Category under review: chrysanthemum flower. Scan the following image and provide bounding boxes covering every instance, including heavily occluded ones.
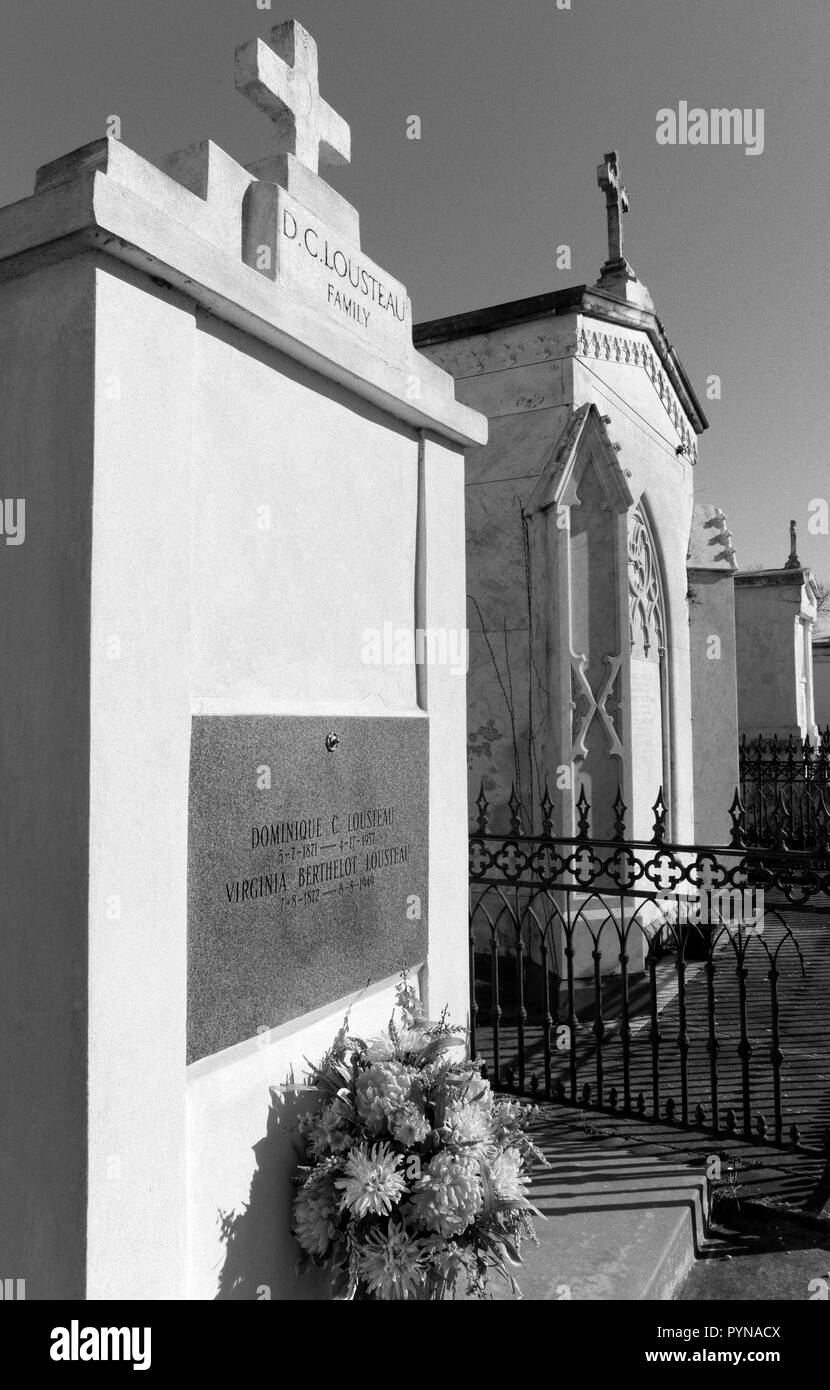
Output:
[389,1100,431,1147]
[444,1100,496,1156]
[357,1221,428,1300]
[410,1152,483,1236]
[335,1142,408,1219]
[489,1147,530,1202]
[293,1182,338,1257]
[365,1023,427,1063]
[355,1062,420,1135]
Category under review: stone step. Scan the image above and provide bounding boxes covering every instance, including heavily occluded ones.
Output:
[485,1114,730,1300]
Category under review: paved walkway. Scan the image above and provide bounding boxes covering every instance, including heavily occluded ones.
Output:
[475,902,830,1208]
[678,1206,830,1301]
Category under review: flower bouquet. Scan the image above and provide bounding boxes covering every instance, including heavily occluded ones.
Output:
[291,978,545,1300]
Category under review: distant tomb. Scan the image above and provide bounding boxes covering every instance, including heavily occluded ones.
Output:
[735,522,821,742]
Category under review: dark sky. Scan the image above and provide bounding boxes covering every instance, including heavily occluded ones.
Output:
[1,0,827,576]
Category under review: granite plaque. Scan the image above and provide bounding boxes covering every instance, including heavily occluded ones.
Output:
[187,715,429,1062]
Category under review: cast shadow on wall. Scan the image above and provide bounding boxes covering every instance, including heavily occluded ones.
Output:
[215,1086,330,1301]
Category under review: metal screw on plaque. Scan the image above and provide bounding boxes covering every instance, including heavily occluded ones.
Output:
[325,732,340,752]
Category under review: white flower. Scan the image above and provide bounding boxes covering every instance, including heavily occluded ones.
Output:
[444,1100,496,1156]
[357,1221,428,1300]
[293,1181,338,1257]
[389,1100,431,1147]
[365,1024,425,1062]
[335,1142,408,1219]
[355,1062,420,1135]
[410,1152,483,1236]
[489,1148,530,1202]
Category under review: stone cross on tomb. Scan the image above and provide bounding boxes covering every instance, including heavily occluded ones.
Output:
[597,150,629,267]
[235,20,351,177]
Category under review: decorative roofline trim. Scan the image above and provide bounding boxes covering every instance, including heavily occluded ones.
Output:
[576,324,699,466]
[414,285,707,445]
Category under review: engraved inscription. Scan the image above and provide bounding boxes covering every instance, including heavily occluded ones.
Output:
[222,805,412,908]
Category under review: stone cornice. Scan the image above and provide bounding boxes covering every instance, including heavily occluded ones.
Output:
[414,282,707,456]
[415,285,586,346]
[735,567,818,602]
[0,137,486,449]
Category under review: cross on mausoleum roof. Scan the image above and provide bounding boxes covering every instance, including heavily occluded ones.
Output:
[235,20,351,177]
[597,150,630,268]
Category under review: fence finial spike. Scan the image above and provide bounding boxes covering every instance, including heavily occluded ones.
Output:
[651,785,667,844]
[613,783,627,840]
[475,781,489,835]
[728,788,747,848]
[575,783,591,840]
[540,781,554,837]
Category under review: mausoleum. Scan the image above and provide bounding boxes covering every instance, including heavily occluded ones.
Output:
[415,154,732,845]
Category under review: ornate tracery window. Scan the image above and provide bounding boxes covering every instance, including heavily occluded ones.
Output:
[626,503,669,836]
[628,506,664,658]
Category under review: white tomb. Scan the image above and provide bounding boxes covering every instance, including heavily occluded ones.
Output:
[735,523,820,742]
[0,22,486,1299]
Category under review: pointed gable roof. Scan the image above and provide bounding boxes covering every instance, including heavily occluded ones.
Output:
[525,403,634,517]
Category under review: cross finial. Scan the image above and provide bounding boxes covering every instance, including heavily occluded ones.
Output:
[597,150,629,267]
[235,21,350,177]
[784,518,801,569]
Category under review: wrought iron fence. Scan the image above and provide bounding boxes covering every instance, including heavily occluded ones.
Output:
[469,780,830,1156]
[740,730,830,851]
